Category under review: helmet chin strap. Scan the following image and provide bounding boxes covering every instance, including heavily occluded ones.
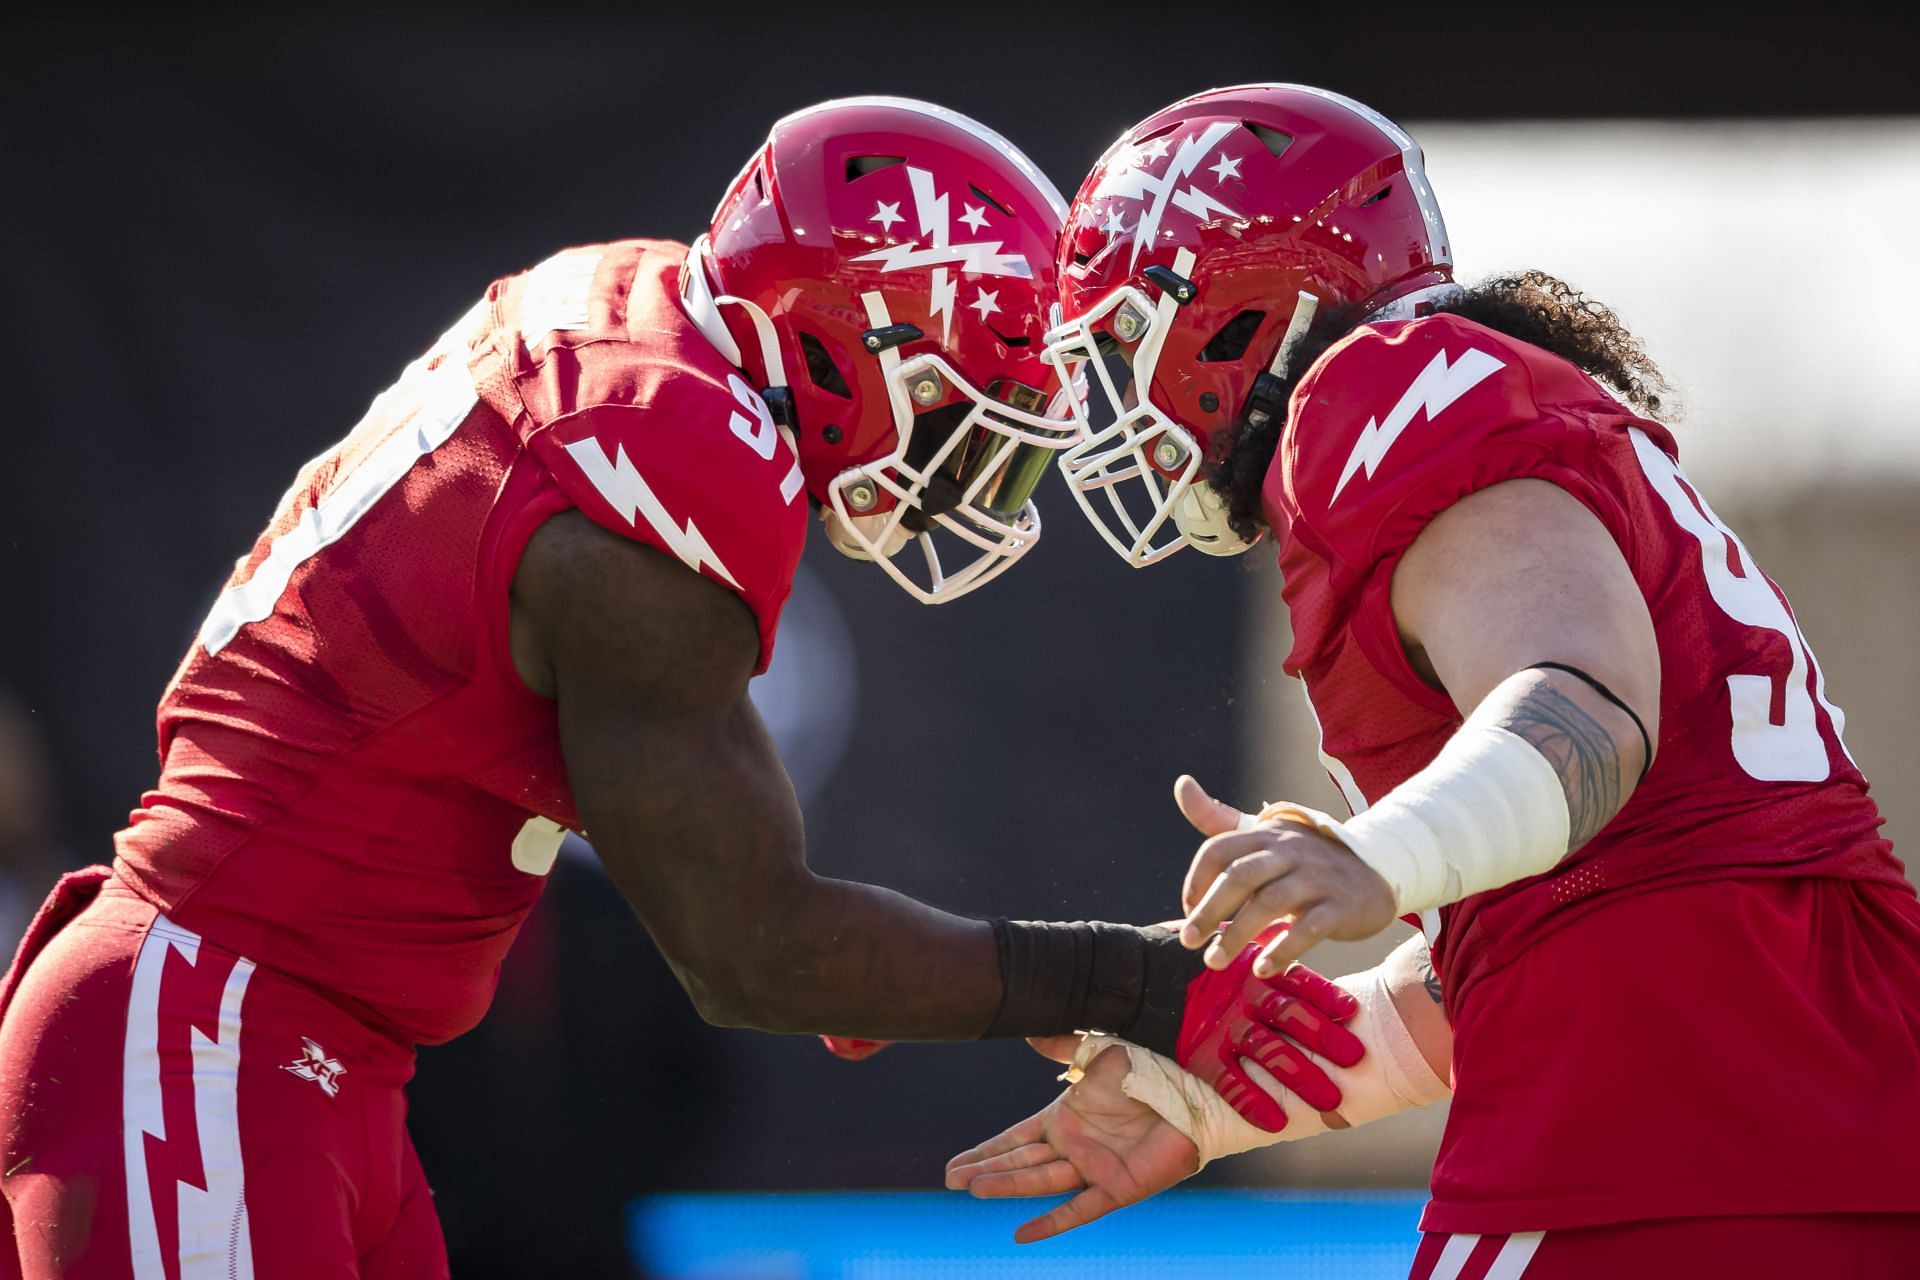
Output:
[1170,287,1320,557]
[1172,480,1259,556]
[678,236,789,389]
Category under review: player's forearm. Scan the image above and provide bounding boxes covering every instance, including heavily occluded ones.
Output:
[698,872,1004,1039]
[701,875,1207,1050]
[1376,934,1453,1081]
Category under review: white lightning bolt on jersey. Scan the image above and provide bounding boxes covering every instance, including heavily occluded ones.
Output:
[850,165,1033,346]
[563,436,741,589]
[1329,347,1506,504]
[1100,120,1242,269]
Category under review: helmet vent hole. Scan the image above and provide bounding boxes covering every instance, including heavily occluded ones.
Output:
[968,184,1012,216]
[1240,122,1293,158]
[752,166,766,199]
[1197,310,1267,363]
[1072,251,1092,267]
[1360,183,1393,207]
[988,326,1029,349]
[846,154,906,181]
[799,332,853,399]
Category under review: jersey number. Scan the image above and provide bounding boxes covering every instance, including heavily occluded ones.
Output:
[1627,430,1851,782]
[726,374,805,504]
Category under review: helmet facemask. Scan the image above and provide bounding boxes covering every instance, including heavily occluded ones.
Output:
[1045,248,1248,566]
[821,292,1079,603]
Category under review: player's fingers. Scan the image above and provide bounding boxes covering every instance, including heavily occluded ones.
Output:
[1239,1024,1342,1114]
[1025,1034,1082,1065]
[1174,774,1247,840]
[946,1143,1066,1191]
[1277,962,1361,1023]
[1207,1058,1290,1133]
[1183,846,1297,955]
[1180,829,1277,921]
[1013,1185,1123,1244]
[965,1158,1086,1201]
[1253,985,1365,1068]
[1252,902,1342,976]
[1198,865,1313,966]
[945,1112,1046,1176]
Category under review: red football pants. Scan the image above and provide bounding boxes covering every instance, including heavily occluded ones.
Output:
[0,870,449,1279]
[1409,1214,1920,1279]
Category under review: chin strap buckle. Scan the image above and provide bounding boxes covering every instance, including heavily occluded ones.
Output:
[759,385,797,431]
[1242,372,1287,428]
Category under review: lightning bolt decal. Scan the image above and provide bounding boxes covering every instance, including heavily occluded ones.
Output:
[849,165,1033,347]
[1329,347,1506,503]
[564,436,741,589]
[851,241,1035,277]
[1101,121,1242,268]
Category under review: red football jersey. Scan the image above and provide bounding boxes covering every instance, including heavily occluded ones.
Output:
[1267,312,1920,1229]
[112,240,809,1045]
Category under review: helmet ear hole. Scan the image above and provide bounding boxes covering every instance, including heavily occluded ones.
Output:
[799,332,853,399]
[1197,310,1268,363]
[1360,182,1394,207]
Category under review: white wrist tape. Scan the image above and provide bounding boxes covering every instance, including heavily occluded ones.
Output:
[1262,721,1570,914]
[1067,966,1450,1168]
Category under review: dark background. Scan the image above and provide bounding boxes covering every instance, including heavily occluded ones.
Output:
[4,7,1914,1276]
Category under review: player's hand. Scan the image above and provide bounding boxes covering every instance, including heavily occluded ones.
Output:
[945,1044,1199,1243]
[1025,1034,1083,1065]
[820,1036,893,1061]
[1175,774,1397,977]
[1175,923,1363,1130]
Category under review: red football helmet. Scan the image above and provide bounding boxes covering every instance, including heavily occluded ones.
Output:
[1047,84,1459,564]
[683,97,1075,602]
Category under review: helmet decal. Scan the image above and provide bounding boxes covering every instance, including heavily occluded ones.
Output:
[1097,120,1244,270]
[851,165,1035,347]
[701,97,1077,603]
[1047,83,1458,567]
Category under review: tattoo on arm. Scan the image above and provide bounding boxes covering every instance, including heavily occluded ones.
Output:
[1416,948,1444,1005]
[1496,681,1623,849]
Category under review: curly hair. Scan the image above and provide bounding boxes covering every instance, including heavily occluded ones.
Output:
[1210,271,1670,545]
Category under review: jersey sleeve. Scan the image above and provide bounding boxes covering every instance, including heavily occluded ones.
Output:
[526,370,809,674]
[1277,313,1637,709]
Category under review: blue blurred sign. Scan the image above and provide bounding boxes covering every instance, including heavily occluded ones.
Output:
[632,1189,1426,1279]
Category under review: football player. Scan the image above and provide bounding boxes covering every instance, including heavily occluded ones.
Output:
[948,84,1920,1274]
[0,98,1363,1279]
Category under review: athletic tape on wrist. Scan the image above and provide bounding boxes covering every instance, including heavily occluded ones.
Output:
[1067,965,1449,1167]
[1259,720,1570,915]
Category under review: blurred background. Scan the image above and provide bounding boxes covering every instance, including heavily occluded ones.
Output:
[4,6,1916,1276]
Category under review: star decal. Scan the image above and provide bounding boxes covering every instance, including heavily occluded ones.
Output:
[1208,152,1242,183]
[1102,206,1129,238]
[968,287,1001,320]
[1137,135,1172,163]
[959,203,990,233]
[870,200,903,232]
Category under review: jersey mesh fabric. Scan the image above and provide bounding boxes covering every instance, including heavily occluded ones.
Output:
[113,240,808,1045]
[1265,312,1919,1230]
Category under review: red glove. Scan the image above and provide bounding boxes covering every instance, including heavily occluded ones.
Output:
[1175,924,1364,1132]
[819,1036,893,1061]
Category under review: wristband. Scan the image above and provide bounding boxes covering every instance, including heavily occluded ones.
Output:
[982,919,1199,1057]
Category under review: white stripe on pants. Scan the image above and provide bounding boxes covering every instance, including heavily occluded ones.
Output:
[122,915,257,1280]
